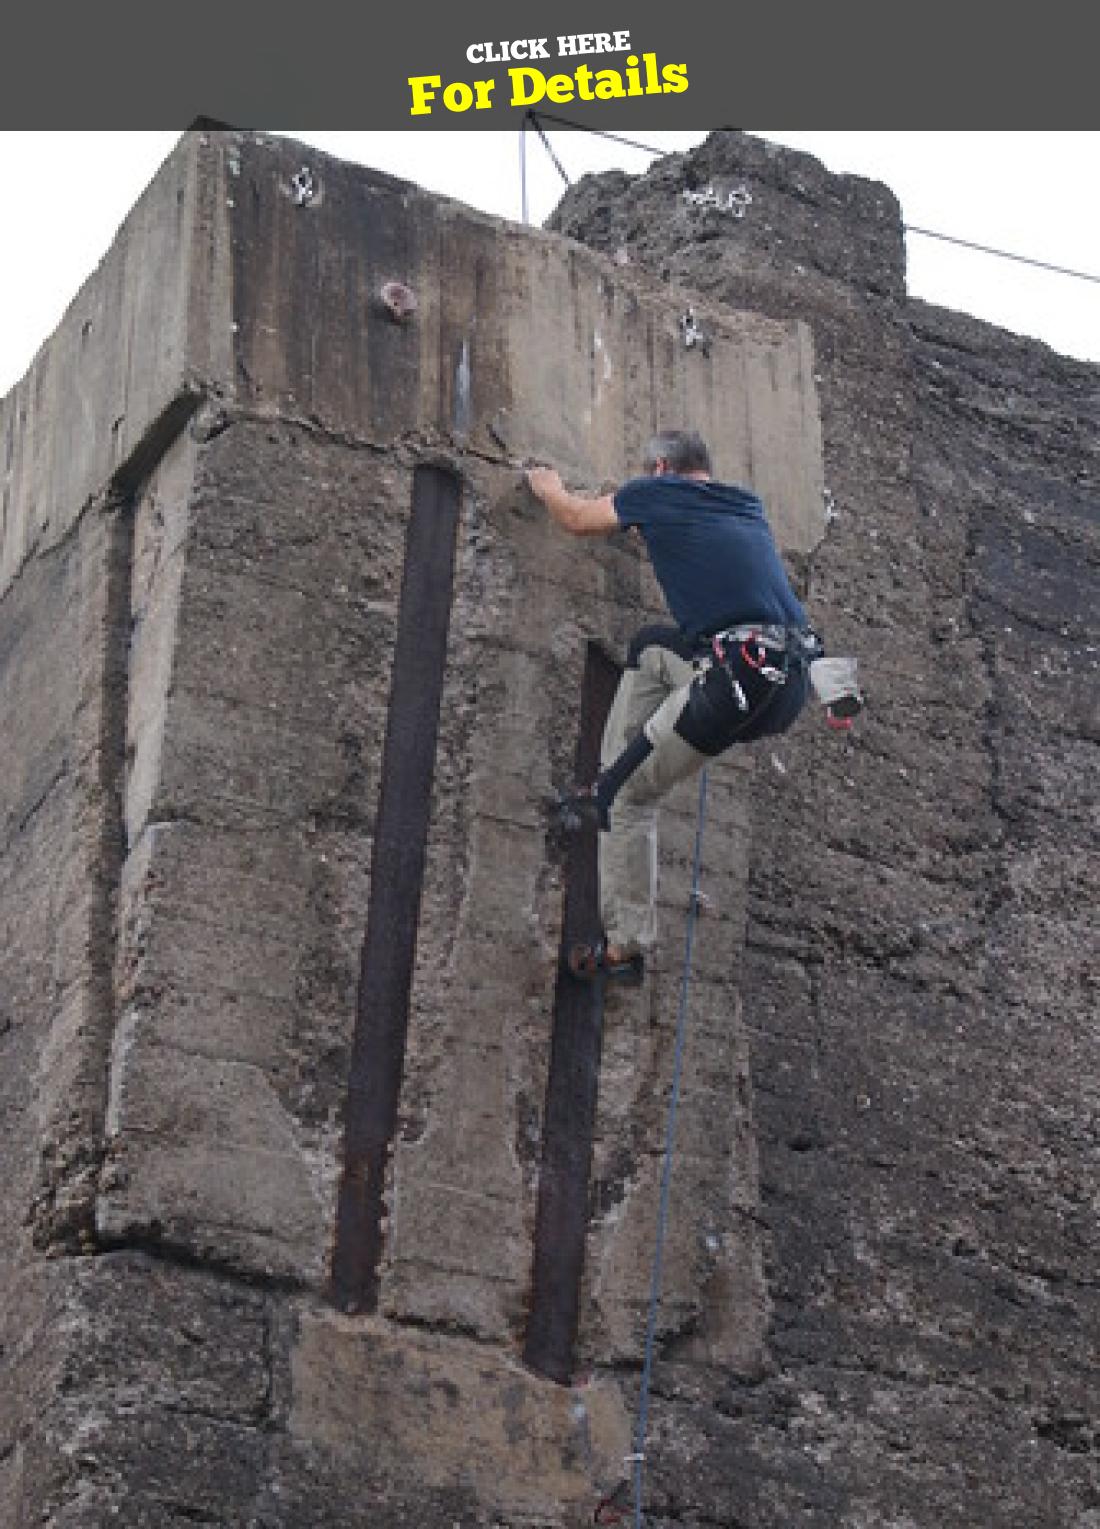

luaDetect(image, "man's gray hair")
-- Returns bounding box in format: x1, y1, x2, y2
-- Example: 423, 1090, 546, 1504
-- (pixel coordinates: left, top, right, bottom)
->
642, 429, 712, 475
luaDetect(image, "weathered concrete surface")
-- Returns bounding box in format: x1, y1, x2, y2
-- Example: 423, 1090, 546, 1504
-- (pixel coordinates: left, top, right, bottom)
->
553, 129, 1100, 1526
2, 128, 827, 1527
1, 127, 823, 605
2, 125, 1096, 1527
290, 1311, 630, 1520
220, 138, 825, 547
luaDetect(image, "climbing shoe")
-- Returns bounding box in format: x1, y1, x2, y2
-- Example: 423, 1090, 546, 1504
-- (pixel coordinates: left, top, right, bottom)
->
552, 785, 609, 833
566, 940, 645, 987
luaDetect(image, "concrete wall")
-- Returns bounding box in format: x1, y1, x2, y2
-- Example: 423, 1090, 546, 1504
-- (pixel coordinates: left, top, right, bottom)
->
3, 125, 1096, 1527
2, 129, 836, 1527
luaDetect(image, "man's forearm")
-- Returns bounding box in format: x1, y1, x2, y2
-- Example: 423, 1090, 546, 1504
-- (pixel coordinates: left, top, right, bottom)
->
541, 483, 591, 533
525, 467, 620, 537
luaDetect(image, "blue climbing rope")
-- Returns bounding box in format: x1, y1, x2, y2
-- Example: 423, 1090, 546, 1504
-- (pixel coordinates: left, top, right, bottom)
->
631, 767, 709, 1528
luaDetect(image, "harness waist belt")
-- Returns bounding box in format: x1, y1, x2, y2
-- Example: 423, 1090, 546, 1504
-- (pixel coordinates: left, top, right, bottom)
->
718, 622, 788, 647
705, 623, 823, 657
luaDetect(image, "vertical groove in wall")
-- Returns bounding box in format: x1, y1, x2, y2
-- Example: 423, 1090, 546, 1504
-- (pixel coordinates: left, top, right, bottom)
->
66, 396, 206, 1248
330, 464, 462, 1315
36, 391, 202, 1250
523, 641, 620, 1384
74, 492, 137, 1241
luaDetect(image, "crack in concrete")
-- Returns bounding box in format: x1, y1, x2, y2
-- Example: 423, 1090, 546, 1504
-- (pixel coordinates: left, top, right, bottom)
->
3, 761, 70, 844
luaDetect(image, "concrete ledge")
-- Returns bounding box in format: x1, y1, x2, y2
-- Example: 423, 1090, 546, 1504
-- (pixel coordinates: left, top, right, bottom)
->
290, 1309, 631, 1523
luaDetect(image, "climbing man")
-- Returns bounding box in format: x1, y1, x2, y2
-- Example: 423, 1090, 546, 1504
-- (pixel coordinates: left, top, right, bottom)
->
526, 428, 860, 985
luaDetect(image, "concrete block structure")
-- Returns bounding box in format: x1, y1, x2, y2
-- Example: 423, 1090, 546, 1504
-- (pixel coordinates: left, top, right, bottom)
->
1, 128, 1097, 1526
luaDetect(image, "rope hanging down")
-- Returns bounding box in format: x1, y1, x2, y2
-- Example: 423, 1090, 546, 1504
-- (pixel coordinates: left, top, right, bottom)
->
631, 767, 709, 1528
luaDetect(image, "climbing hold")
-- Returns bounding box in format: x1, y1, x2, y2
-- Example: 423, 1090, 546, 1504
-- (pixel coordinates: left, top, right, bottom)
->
679, 306, 711, 357
290, 166, 317, 206
380, 281, 418, 321
681, 182, 752, 218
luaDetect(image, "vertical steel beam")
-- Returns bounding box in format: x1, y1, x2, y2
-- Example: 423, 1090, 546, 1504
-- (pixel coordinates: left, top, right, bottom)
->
330, 463, 461, 1314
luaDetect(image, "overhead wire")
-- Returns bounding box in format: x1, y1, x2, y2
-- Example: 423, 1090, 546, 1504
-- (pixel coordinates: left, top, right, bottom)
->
903, 225, 1100, 285
519, 112, 1100, 286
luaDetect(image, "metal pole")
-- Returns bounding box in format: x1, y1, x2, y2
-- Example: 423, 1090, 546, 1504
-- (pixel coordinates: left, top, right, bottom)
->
520, 121, 528, 225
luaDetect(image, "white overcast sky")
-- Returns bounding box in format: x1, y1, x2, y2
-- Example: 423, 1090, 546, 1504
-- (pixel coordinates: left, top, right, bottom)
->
1, 130, 1097, 399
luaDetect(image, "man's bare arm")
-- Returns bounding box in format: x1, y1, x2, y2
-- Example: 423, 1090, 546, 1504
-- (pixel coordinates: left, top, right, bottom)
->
525, 467, 620, 537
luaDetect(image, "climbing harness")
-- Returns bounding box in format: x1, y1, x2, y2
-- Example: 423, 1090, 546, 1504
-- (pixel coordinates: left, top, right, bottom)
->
674, 624, 814, 755
713, 623, 796, 686
684, 623, 862, 742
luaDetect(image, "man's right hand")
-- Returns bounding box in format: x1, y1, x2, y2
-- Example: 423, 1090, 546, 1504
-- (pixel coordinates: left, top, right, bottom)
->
525, 466, 564, 503
523, 466, 620, 538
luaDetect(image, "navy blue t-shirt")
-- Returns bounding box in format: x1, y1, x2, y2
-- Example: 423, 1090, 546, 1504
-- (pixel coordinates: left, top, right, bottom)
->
613, 475, 807, 639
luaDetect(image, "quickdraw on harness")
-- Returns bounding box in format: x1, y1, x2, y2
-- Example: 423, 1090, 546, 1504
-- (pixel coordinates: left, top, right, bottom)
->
711, 624, 797, 708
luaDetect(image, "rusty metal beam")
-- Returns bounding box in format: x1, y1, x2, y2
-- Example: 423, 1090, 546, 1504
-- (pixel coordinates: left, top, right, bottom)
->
330, 463, 461, 1314
524, 641, 620, 1383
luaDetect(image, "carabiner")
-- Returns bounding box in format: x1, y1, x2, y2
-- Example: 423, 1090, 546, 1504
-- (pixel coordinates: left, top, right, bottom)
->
740, 633, 767, 670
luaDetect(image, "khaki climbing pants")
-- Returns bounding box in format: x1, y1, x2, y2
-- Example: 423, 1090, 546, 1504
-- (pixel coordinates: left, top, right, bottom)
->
598, 625, 811, 954
598, 641, 709, 956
